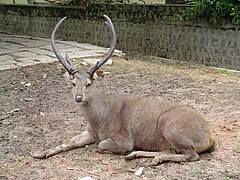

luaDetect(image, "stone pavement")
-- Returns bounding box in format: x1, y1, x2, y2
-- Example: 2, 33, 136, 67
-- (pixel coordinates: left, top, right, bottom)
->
0, 33, 124, 71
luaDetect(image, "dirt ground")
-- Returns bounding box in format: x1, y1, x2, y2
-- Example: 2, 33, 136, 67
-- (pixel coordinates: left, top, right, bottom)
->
0, 56, 239, 180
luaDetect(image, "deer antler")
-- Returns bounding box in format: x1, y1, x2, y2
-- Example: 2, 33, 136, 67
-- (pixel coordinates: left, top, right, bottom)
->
51, 15, 116, 76
86, 15, 116, 76
51, 17, 79, 75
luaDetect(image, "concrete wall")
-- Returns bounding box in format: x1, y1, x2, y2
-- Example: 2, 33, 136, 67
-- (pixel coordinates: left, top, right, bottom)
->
0, 4, 239, 70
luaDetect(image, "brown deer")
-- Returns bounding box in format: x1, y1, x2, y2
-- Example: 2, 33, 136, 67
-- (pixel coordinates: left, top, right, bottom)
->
31, 15, 216, 165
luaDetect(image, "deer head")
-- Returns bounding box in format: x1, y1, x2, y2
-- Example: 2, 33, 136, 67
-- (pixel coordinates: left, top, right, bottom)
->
51, 15, 116, 103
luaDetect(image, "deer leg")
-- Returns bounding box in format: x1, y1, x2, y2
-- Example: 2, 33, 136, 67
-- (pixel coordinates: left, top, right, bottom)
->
31, 130, 95, 159
98, 137, 134, 153
125, 149, 173, 160
150, 149, 199, 166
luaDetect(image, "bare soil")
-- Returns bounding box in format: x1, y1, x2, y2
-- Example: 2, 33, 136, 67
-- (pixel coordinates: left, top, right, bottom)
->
0, 57, 239, 180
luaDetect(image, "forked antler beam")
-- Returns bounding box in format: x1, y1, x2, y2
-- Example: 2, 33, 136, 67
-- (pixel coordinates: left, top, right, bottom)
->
51, 15, 116, 77
51, 17, 79, 75
86, 15, 116, 76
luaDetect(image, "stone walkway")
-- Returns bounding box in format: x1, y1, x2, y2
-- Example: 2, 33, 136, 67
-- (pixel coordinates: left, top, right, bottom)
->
0, 33, 122, 71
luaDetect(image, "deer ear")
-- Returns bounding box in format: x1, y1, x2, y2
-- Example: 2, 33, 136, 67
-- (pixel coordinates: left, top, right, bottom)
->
63, 71, 74, 81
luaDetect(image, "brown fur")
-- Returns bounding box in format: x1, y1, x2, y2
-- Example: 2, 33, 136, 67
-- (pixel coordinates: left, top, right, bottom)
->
31, 72, 216, 165
31, 15, 216, 165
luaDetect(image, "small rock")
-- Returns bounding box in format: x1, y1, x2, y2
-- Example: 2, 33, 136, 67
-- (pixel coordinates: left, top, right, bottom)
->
40, 112, 45, 116
104, 71, 110, 75
78, 176, 95, 180
24, 98, 33, 101
113, 51, 128, 59
81, 61, 89, 66
25, 82, 32, 87
135, 167, 144, 176
106, 48, 127, 59
43, 74, 47, 78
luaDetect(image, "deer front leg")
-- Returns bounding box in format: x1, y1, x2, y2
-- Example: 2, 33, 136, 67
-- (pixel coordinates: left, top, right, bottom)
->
98, 137, 134, 154
125, 149, 173, 160
31, 130, 95, 159
150, 149, 200, 165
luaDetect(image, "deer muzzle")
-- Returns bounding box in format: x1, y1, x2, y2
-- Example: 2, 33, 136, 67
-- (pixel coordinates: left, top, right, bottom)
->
75, 95, 83, 102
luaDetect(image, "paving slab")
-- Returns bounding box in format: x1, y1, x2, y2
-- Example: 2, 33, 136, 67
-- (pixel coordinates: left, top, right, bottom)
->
64, 52, 104, 59
23, 40, 51, 48
14, 57, 42, 67
0, 64, 19, 71
35, 55, 57, 63
0, 33, 125, 71
0, 42, 14, 49
82, 58, 113, 66
0, 34, 125, 71
60, 46, 87, 52
24, 48, 55, 57
0, 55, 15, 61
4, 43, 26, 50
0, 49, 17, 55
12, 51, 38, 58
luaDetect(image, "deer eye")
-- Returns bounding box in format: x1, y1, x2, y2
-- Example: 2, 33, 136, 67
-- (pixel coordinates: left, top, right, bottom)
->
86, 83, 91, 87
72, 82, 76, 87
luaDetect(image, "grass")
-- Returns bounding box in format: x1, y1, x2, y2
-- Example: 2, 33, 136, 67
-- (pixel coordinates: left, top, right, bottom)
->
232, 145, 240, 153
213, 68, 240, 77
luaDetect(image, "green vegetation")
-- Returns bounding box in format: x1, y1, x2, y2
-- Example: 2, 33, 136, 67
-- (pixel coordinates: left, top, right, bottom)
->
232, 145, 240, 153
231, 5, 240, 24
179, 0, 240, 25
214, 68, 240, 76
43, 0, 153, 6
44, 0, 91, 6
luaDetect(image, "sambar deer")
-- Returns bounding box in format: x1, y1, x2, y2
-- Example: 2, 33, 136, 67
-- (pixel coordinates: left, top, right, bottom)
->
31, 15, 216, 165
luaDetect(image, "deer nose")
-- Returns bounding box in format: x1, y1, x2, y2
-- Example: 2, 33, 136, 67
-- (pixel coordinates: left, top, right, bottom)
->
75, 95, 83, 102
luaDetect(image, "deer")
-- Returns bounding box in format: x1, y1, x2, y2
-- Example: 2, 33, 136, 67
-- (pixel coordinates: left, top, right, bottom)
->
31, 15, 216, 165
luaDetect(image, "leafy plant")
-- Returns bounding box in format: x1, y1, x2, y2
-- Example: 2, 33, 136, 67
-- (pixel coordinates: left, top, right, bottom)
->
231, 5, 240, 24
179, 0, 240, 25
232, 145, 240, 153
44, 0, 92, 6
44, 0, 134, 6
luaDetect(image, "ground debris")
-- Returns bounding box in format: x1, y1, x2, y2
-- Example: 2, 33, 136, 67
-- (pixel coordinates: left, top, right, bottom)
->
0, 114, 11, 121
135, 167, 144, 176
7, 108, 20, 114
24, 98, 34, 101
78, 176, 95, 180
20, 82, 32, 87
1, 57, 240, 179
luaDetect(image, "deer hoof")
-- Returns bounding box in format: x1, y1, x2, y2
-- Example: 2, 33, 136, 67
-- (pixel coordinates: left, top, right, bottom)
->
150, 156, 163, 166
30, 152, 47, 159
125, 151, 141, 160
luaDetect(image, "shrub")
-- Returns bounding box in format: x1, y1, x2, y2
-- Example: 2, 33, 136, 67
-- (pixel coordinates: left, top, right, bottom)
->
180, 0, 240, 25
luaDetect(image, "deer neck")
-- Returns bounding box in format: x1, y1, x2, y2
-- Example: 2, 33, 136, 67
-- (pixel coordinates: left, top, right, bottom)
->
79, 89, 108, 127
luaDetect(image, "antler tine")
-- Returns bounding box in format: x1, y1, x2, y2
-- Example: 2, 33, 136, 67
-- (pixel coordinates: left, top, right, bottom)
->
86, 15, 116, 76
51, 17, 79, 75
